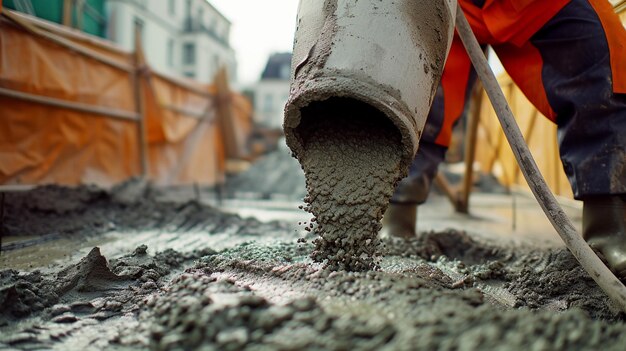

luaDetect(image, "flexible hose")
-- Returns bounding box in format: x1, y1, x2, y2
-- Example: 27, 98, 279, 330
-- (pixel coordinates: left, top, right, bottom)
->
454, 3, 626, 312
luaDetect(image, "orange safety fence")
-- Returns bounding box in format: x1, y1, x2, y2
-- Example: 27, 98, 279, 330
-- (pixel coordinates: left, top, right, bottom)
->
0, 10, 253, 188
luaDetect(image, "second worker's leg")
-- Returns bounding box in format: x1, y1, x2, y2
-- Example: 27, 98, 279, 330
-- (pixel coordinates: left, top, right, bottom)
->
383, 35, 476, 239
382, 141, 447, 238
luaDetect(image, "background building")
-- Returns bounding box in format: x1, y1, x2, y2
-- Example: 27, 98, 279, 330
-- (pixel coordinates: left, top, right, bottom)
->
253, 52, 291, 129
2, 0, 106, 37
106, 0, 236, 83
3, 0, 237, 83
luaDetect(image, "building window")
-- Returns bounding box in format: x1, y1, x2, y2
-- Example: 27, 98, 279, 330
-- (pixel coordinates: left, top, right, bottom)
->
167, 39, 174, 67
183, 43, 196, 65
184, 0, 193, 31
184, 71, 196, 79
279, 65, 290, 80
264, 94, 274, 113
210, 18, 217, 33
213, 55, 220, 72
168, 0, 176, 15
186, 0, 192, 15
197, 8, 204, 28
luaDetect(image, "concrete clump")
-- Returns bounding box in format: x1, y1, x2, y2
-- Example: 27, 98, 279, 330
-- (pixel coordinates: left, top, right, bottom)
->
296, 98, 404, 271
0, 245, 212, 327
0, 247, 127, 324
141, 272, 396, 351
505, 248, 625, 319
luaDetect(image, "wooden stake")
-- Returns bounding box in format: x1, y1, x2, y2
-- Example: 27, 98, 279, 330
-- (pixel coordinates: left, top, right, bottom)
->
133, 22, 149, 177
76, 0, 84, 31
0, 87, 139, 121
434, 173, 459, 210
63, 0, 72, 27
215, 67, 239, 158
457, 80, 484, 213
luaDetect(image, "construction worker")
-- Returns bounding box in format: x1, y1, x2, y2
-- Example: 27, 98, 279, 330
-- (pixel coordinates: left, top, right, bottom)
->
383, 0, 626, 279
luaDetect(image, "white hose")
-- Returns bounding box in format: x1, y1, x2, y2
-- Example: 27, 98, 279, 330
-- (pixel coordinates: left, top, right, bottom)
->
454, 3, 626, 312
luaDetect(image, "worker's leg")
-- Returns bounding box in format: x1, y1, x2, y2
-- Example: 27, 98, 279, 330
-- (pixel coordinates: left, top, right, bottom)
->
382, 36, 475, 238
383, 0, 492, 238
494, 0, 626, 277
392, 39, 476, 205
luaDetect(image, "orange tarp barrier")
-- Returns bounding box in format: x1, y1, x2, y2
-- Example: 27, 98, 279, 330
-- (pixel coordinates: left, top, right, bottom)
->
213, 69, 254, 160
0, 97, 140, 185
0, 11, 251, 187
231, 93, 254, 158
144, 72, 226, 185
0, 14, 140, 186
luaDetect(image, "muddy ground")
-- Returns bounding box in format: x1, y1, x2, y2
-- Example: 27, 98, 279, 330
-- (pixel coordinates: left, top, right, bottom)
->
1, 182, 626, 350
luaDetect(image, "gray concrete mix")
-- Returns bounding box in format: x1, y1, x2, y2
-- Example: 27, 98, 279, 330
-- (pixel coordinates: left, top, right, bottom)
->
1, 183, 626, 350
298, 99, 404, 271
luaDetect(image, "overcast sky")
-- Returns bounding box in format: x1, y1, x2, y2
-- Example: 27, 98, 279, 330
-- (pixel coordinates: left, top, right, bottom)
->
209, 1, 506, 87
210, 0, 299, 87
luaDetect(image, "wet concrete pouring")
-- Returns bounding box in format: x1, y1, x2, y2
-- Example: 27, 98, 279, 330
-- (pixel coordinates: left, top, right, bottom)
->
2, 179, 626, 349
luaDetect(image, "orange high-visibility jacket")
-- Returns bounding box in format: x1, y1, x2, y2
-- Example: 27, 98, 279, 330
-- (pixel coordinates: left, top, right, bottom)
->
459, 0, 571, 46
459, 0, 626, 93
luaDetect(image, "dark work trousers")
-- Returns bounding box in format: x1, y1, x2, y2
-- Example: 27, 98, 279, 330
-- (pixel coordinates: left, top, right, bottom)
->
392, 0, 626, 203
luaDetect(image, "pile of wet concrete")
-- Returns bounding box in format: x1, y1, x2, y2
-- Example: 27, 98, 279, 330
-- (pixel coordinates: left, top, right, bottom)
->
225, 139, 307, 200
1, 184, 626, 350
1, 179, 292, 244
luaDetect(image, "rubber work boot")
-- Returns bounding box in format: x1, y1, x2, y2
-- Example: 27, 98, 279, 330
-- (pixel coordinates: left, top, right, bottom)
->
381, 203, 417, 239
583, 195, 626, 281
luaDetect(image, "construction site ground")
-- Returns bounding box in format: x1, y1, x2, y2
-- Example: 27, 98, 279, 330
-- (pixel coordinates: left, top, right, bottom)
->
2, 173, 626, 350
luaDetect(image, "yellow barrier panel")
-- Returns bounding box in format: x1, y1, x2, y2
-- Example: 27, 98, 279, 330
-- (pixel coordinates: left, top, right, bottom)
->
475, 75, 572, 197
